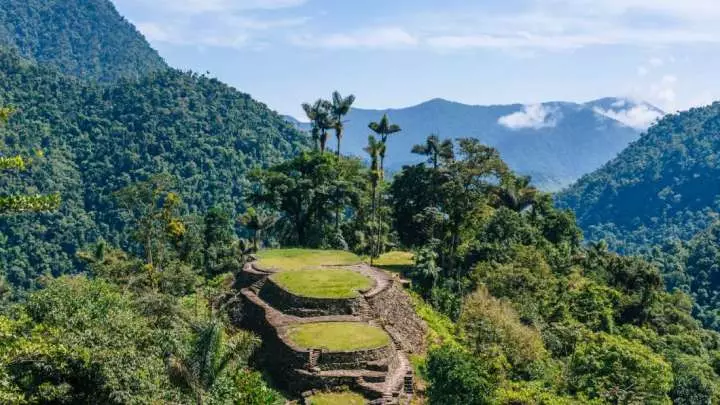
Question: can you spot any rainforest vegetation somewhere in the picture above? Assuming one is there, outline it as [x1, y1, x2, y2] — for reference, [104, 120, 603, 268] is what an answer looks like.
[4, 0, 720, 403]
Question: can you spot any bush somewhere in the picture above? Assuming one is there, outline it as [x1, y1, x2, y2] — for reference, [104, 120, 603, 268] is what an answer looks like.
[568, 333, 673, 404]
[426, 345, 496, 405]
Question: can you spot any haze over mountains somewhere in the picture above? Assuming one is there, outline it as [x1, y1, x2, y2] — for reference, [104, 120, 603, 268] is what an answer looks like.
[289, 97, 664, 191]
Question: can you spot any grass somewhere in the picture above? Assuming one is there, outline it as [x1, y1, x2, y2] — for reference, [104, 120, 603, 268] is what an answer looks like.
[271, 268, 374, 298]
[256, 249, 361, 272]
[373, 251, 414, 274]
[307, 391, 366, 405]
[287, 322, 390, 351]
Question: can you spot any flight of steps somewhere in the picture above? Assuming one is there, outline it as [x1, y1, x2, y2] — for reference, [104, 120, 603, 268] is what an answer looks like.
[250, 277, 266, 293]
[307, 349, 320, 371]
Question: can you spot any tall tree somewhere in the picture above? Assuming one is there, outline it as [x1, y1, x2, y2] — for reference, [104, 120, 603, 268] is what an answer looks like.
[412, 134, 455, 169]
[364, 135, 385, 261]
[114, 174, 186, 288]
[239, 207, 277, 250]
[368, 114, 402, 172]
[0, 107, 60, 214]
[491, 175, 540, 212]
[301, 99, 333, 153]
[330, 91, 356, 156]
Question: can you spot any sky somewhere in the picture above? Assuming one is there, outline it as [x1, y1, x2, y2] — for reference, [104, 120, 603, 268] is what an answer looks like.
[111, 0, 720, 120]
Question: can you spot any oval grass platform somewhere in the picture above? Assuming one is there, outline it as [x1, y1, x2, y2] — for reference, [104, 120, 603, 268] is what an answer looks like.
[307, 391, 365, 405]
[287, 322, 390, 351]
[270, 268, 373, 299]
[256, 249, 361, 272]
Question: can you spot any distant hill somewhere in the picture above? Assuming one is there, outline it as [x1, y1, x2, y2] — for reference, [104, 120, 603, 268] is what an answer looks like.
[0, 48, 308, 288]
[0, 0, 166, 82]
[556, 102, 720, 254]
[288, 98, 663, 191]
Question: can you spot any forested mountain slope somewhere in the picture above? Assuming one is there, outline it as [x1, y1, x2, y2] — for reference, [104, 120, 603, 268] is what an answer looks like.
[557, 102, 720, 254]
[289, 98, 662, 191]
[0, 48, 309, 288]
[0, 0, 166, 82]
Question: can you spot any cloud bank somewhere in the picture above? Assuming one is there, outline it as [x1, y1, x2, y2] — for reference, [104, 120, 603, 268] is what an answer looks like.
[498, 105, 560, 130]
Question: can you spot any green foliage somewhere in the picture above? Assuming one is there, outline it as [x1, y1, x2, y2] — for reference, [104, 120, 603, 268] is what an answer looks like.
[556, 102, 720, 256]
[568, 333, 673, 404]
[249, 152, 366, 248]
[0, 48, 308, 289]
[0, 0, 166, 82]
[426, 345, 496, 405]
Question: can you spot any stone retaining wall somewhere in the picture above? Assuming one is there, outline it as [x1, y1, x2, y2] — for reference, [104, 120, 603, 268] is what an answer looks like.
[260, 277, 365, 317]
[368, 283, 427, 353]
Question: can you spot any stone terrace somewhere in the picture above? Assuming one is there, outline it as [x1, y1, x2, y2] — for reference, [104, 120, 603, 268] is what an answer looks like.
[236, 252, 426, 404]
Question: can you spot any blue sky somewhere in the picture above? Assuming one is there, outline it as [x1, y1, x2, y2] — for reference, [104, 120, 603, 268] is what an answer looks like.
[111, 0, 720, 121]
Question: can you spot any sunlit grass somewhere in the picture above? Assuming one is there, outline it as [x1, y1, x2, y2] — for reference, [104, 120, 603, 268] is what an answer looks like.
[373, 251, 414, 274]
[307, 391, 366, 405]
[256, 249, 361, 271]
[271, 268, 373, 298]
[287, 322, 390, 351]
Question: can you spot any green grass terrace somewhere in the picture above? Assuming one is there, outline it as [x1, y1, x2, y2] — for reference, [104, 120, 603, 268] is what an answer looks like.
[270, 268, 374, 299]
[307, 391, 366, 405]
[287, 322, 391, 351]
[255, 249, 361, 272]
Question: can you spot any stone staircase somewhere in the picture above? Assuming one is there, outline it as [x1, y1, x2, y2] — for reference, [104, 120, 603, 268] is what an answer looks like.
[307, 349, 320, 371]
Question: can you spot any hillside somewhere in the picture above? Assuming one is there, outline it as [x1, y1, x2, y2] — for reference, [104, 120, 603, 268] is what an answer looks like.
[0, 48, 309, 288]
[556, 102, 720, 254]
[0, 0, 166, 82]
[290, 98, 663, 191]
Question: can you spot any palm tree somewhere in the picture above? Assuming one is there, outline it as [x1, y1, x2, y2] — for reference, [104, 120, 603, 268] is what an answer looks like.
[411, 134, 455, 169]
[364, 135, 385, 262]
[239, 208, 277, 251]
[301, 102, 321, 150]
[166, 319, 259, 405]
[301, 99, 333, 153]
[492, 176, 540, 212]
[330, 91, 356, 156]
[368, 114, 401, 172]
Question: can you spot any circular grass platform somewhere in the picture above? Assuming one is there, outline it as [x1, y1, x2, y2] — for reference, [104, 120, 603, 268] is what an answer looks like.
[287, 322, 390, 351]
[307, 391, 365, 405]
[255, 249, 361, 272]
[270, 268, 373, 299]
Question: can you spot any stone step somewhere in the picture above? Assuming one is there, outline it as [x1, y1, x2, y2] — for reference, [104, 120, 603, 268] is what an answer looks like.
[365, 359, 390, 372]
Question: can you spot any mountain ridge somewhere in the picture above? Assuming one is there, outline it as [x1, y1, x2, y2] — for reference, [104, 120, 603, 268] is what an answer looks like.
[0, 0, 167, 82]
[287, 97, 664, 191]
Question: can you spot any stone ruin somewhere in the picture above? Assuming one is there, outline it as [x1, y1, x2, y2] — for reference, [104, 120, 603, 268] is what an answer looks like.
[235, 258, 427, 404]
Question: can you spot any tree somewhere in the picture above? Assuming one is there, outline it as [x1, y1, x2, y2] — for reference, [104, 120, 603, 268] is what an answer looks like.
[368, 114, 402, 172]
[568, 333, 673, 404]
[239, 208, 277, 251]
[249, 152, 366, 247]
[364, 135, 385, 261]
[411, 134, 454, 169]
[115, 174, 186, 288]
[302, 100, 331, 151]
[329, 91, 356, 156]
[426, 345, 496, 405]
[166, 318, 260, 405]
[491, 175, 540, 212]
[0, 106, 60, 214]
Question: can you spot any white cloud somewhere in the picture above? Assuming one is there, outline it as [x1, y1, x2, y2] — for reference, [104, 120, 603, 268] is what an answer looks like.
[637, 66, 649, 77]
[498, 104, 560, 130]
[594, 105, 664, 130]
[292, 27, 419, 49]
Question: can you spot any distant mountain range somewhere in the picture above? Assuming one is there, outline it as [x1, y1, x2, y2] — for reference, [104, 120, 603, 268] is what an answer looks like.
[556, 102, 720, 254]
[287, 97, 664, 191]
